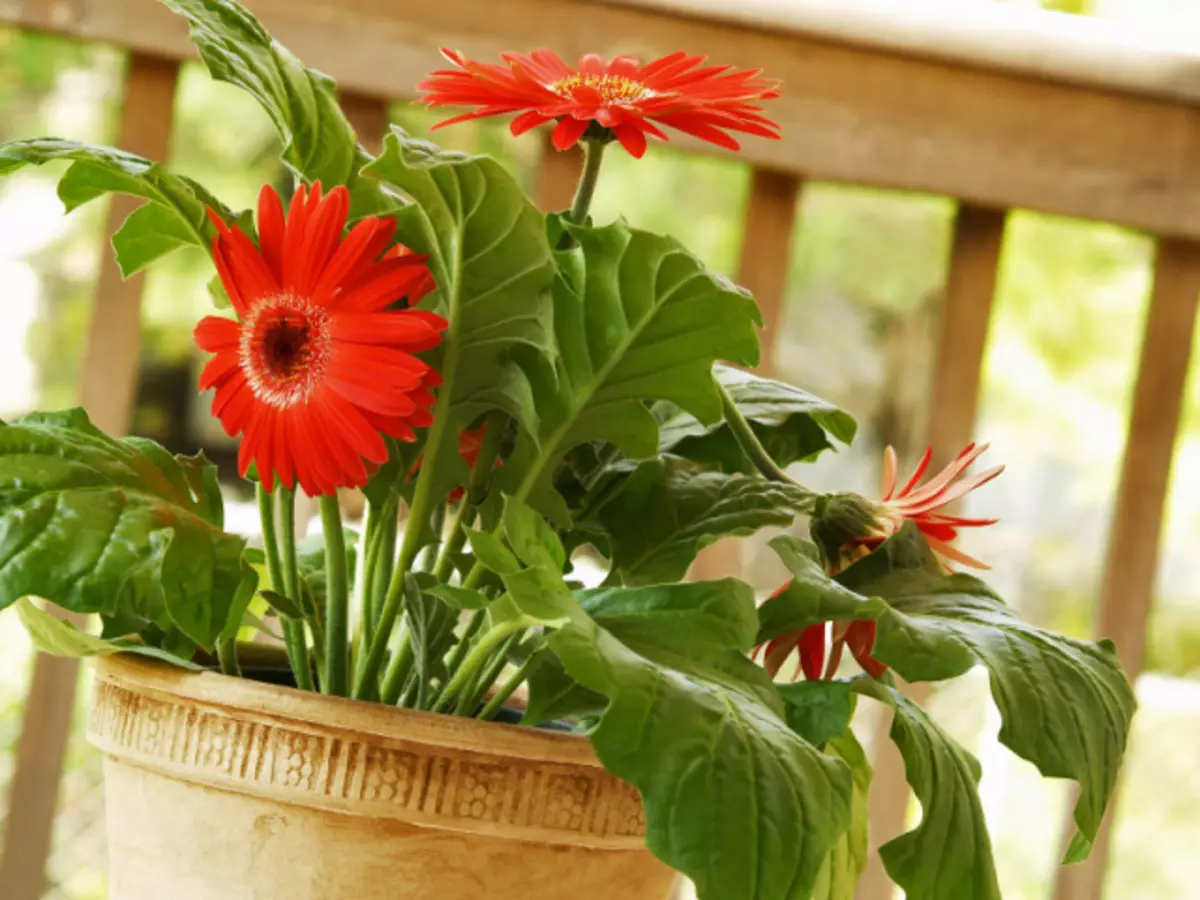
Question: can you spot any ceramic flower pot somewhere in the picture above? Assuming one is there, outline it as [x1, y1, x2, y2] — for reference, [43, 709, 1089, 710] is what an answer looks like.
[87, 655, 677, 900]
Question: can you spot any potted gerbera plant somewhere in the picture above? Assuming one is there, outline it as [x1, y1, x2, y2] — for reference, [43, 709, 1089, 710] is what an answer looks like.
[0, 1, 1135, 898]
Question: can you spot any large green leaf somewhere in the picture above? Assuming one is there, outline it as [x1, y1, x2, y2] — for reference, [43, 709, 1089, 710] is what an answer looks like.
[0, 139, 230, 275]
[838, 523, 1136, 860]
[501, 561, 853, 900]
[362, 130, 555, 541]
[757, 535, 887, 643]
[658, 364, 857, 473]
[777, 679, 856, 749]
[15, 599, 204, 669]
[586, 455, 815, 585]
[0, 409, 252, 648]
[502, 219, 762, 524]
[160, 0, 390, 211]
[812, 731, 872, 900]
[853, 679, 1001, 900]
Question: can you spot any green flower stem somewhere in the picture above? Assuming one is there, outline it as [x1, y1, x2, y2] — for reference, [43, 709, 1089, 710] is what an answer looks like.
[319, 495, 350, 696]
[216, 635, 240, 677]
[442, 609, 488, 678]
[415, 503, 446, 572]
[478, 649, 547, 721]
[368, 498, 398, 634]
[260, 484, 313, 692]
[432, 620, 525, 713]
[353, 522, 425, 699]
[354, 501, 380, 654]
[458, 632, 522, 717]
[379, 630, 414, 706]
[432, 411, 506, 582]
[716, 378, 805, 487]
[568, 139, 606, 226]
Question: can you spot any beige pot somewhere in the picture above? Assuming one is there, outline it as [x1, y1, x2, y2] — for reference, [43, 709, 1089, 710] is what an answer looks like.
[88, 655, 677, 900]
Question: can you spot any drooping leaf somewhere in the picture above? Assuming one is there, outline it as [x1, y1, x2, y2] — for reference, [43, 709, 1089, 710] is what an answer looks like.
[811, 730, 872, 900]
[363, 130, 555, 545]
[501, 566, 853, 900]
[758, 535, 887, 643]
[587, 455, 814, 585]
[838, 523, 1136, 861]
[0, 139, 230, 275]
[659, 364, 857, 473]
[0, 410, 249, 648]
[259, 589, 304, 620]
[16, 598, 204, 669]
[853, 679, 1001, 900]
[160, 0, 392, 212]
[501, 219, 762, 524]
[465, 527, 521, 576]
[777, 679, 856, 749]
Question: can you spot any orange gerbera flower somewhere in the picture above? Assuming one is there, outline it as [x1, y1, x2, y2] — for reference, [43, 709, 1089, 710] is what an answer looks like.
[758, 443, 1003, 682]
[194, 183, 447, 496]
[417, 48, 781, 158]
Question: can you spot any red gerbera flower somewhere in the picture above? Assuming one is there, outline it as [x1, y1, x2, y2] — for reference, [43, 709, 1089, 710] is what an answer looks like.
[417, 48, 781, 158]
[194, 183, 447, 496]
[756, 443, 1004, 681]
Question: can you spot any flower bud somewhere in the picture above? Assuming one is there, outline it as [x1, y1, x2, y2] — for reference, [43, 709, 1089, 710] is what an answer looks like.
[809, 492, 883, 572]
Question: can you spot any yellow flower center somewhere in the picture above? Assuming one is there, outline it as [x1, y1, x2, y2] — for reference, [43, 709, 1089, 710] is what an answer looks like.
[240, 295, 332, 408]
[548, 73, 654, 104]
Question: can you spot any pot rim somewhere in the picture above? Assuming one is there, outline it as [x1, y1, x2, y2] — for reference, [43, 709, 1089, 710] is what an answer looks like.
[92, 654, 601, 767]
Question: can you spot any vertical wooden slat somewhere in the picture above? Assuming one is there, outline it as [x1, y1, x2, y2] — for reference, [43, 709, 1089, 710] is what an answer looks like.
[1052, 237, 1200, 900]
[535, 138, 581, 213]
[0, 53, 180, 900]
[688, 167, 803, 585]
[340, 91, 389, 154]
[857, 204, 1007, 900]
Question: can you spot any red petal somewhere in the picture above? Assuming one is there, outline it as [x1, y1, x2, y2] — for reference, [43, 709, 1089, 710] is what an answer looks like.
[194, 316, 241, 351]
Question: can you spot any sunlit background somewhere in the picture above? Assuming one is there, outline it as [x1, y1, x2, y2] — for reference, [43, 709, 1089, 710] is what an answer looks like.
[2, 0, 1199, 897]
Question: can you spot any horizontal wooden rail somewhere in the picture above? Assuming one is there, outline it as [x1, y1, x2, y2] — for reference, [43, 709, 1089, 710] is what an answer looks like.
[7, 0, 1200, 238]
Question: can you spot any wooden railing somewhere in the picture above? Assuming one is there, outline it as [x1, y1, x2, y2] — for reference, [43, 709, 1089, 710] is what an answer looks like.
[2, 1, 1199, 898]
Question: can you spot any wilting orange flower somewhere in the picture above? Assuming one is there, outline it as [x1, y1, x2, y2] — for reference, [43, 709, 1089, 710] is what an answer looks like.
[417, 48, 780, 158]
[194, 183, 447, 496]
[757, 443, 1003, 681]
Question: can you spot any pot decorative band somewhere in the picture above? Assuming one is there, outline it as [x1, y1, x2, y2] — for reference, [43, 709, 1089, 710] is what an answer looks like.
[88, 656, 647, 849]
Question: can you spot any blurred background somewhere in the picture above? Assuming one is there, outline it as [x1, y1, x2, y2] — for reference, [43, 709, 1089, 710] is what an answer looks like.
[2, 0, 1199, 897]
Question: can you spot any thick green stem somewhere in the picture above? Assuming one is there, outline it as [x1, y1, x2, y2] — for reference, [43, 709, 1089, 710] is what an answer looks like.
[368, 498, 398, 634]
[443, 609, 487, 677]
[216, 635, 240, 678]
[567, 139, 606, 226]
[716, 379, 805, 487]
[415, 503, 446, 572]
[479, 649, 546, 721]
[433, 621, 524, 713]
[379, 631, 414, 706]
[259, 485, 312, 691]
[319, 495, 350, 696]
[458, 633, 521, 716]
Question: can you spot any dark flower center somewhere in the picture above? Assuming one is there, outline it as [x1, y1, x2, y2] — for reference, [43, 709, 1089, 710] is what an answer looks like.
[240, 295, 331, 408]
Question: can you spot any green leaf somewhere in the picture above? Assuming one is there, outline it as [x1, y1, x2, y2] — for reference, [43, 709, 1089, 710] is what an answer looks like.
[777, 680, 856, 748]
[0, 139, 229, 275]
[501, 566, 852, 900]
[838, 522, 1137, 861]
[502, 495, 566, 571]
[588, 455, 814, 585]
[812, 730, 872, 900]
[15, 599, 203, 669]
[160, 0, 390, 211]
[659, 364, 857, 473]
[501, 219, 762, 524]
[523, 651, 606, 725]
[363, 130, 555, 542]
[758, 535, 887, 643]
[401, 572, 458, 695]
[0, 410, 248, 648]
[260, 589, 304, 619]
[424, 584, 491, 611]
[854, 679, 1000, 900]
[465, 528, 521, 576]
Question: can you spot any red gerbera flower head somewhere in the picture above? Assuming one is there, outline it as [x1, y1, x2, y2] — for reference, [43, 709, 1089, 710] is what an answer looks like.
[755, 443, 1004, 682]
[417, 47, 781, 158]
[194, 182, 448, 496]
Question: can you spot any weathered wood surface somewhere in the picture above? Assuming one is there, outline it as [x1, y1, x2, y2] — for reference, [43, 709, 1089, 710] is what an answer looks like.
[7, 0, 1200, 237]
